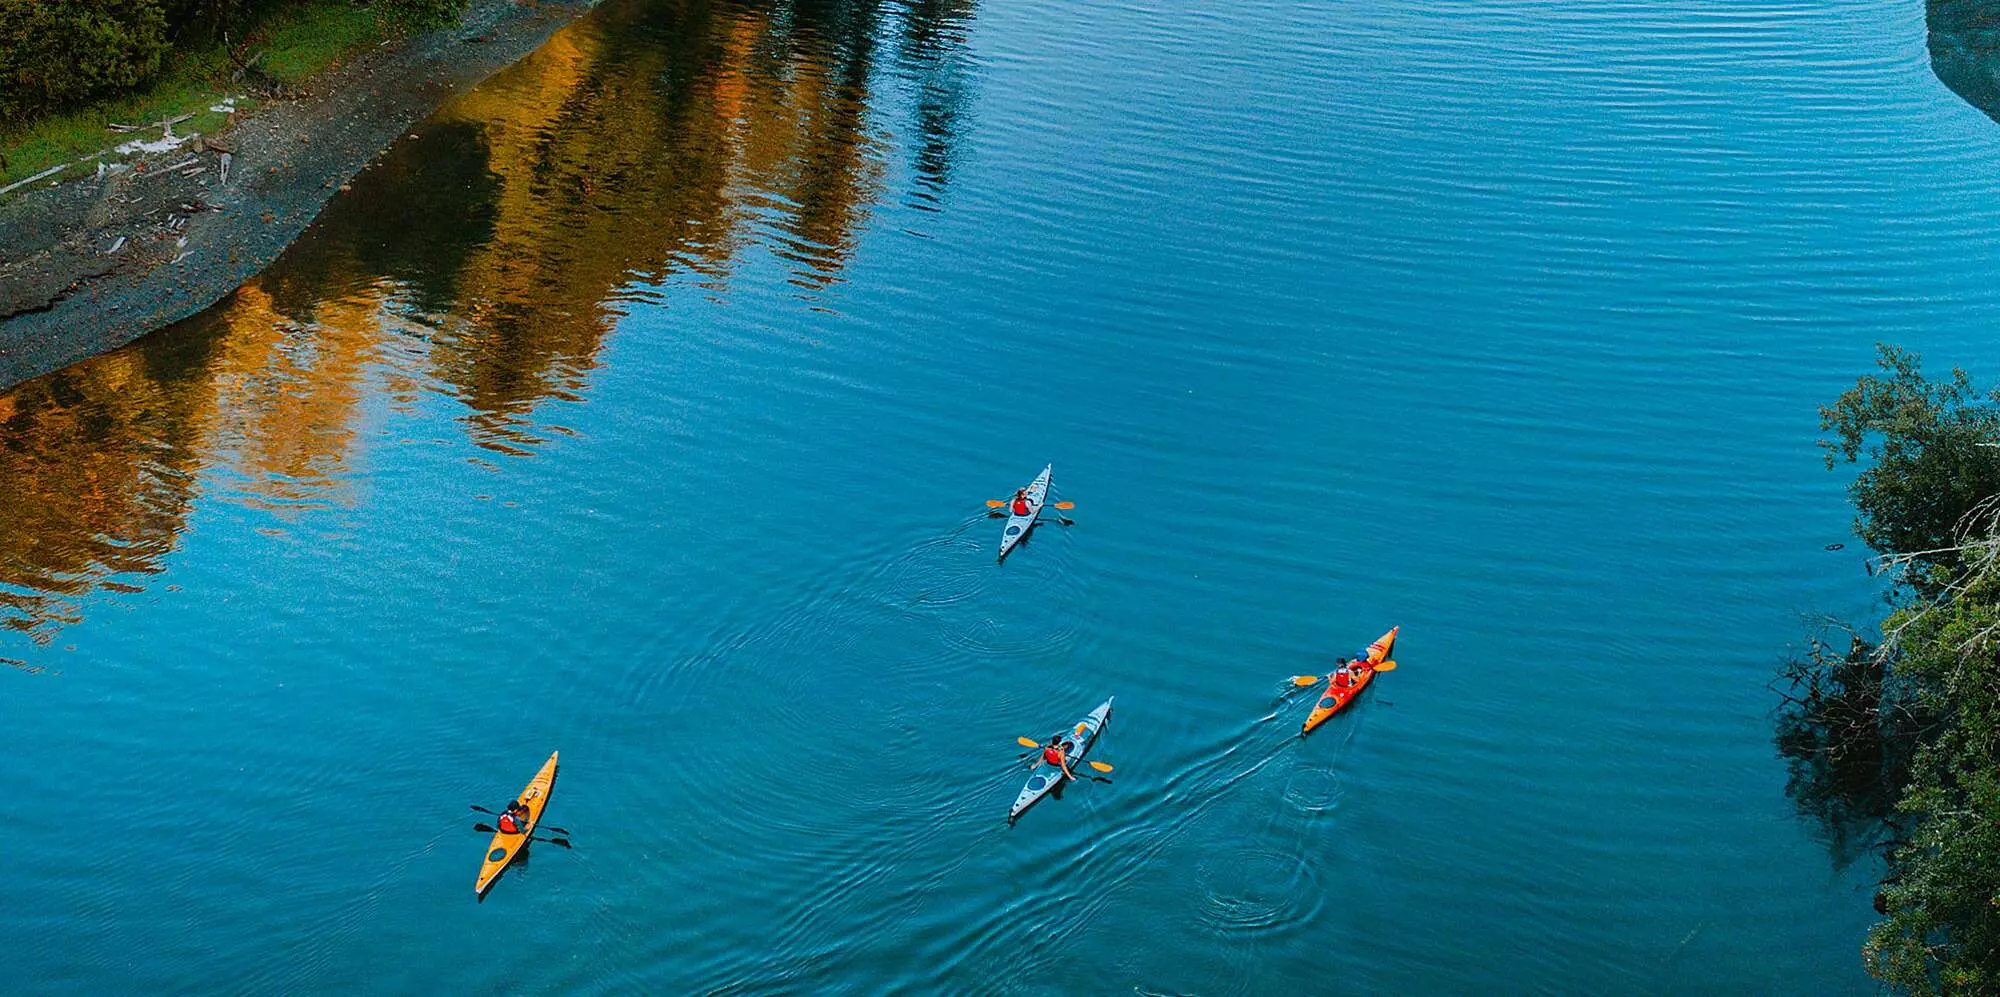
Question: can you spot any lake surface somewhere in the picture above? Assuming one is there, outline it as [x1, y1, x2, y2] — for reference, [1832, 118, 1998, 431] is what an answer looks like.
[8, 0, 2000, 990]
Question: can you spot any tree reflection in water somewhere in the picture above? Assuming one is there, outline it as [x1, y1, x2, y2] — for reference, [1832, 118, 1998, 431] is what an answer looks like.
[0, 0, 981, 649]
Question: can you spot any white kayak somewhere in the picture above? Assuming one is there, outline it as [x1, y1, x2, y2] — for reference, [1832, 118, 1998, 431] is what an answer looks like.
[999, 464, 1053, 560]
[1010, 698, 1113, 820]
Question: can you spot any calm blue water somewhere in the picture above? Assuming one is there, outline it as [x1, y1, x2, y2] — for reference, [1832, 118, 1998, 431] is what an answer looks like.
[7, 0, 2000, 989]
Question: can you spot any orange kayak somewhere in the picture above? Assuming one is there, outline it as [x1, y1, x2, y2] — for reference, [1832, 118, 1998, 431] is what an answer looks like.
[1302, 627, 1397, 735]
[475, 750, 558, 896]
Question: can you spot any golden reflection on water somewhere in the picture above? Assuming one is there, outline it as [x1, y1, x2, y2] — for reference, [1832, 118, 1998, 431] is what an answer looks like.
[0, 0, 976, 647]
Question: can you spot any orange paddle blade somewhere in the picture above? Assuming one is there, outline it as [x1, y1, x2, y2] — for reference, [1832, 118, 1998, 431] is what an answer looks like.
[1053, 502, 1076, 510]
[1088, 761, 1113, 773]
[1017, 736, 1041, 748]
[1373, 660, 1397, 672]
[987, 500, 1007, 508]
[1291, 675, 1322, 686]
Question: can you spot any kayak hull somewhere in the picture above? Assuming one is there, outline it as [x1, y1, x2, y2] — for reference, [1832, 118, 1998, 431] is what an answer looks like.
[1011, 698, 1112, 820]
[475, 750, 559, 896]
[999, 464, 1053, 560]
[1302, 627, 1397, 735]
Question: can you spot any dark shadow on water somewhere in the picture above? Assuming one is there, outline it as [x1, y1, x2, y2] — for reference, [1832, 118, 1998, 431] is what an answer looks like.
[893, 0, 979, 207]
[1771, 623, 1929, 870]
[1929, 0, 2000, 122]
[262, 120, 502, 318]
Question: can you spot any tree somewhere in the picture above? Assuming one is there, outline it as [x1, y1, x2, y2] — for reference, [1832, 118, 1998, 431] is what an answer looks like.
[0, 0, 170, 119]
[1820, 344, 2000, 598]
[1809, 345, 2000, 993]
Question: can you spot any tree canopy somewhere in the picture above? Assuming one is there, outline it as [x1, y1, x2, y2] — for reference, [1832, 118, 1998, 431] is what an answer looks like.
[1802, 344, 2000, 993]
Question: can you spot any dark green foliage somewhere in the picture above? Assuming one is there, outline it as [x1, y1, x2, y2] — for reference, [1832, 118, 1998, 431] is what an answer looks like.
[1862, 592, 2000, 994]
[157, 0, 289, 45]
[0, 0, 465, 126]
[0, 0, 171, 119]
[1820, 345, 2000, 598]
[371, 0, 462, 31]
[1804, 344, 2000, 993]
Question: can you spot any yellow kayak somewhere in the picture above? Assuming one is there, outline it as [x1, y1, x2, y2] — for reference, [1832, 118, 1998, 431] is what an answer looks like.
[475, 750, 558, 896]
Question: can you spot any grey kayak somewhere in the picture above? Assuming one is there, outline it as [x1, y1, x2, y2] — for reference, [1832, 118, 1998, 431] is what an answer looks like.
[1010, 698, 1113, 820]
[999, 464, 1052, 560]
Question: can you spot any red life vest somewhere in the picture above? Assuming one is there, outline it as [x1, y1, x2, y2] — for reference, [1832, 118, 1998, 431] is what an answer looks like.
[499, 813, 522, 834]
[1013, 498, 1032, 516]
[1042, 745, 1065, 766]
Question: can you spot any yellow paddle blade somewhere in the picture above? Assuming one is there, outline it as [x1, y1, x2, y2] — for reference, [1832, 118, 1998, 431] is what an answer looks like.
[987, 500, 1007, 508]
[1291, 675, 1322, 686]
[1017, 736, 1042, 748]
[1373, 660, 1397, 672]
[1088, 760, 1113, 773]
[1053, 502, 1076, 510]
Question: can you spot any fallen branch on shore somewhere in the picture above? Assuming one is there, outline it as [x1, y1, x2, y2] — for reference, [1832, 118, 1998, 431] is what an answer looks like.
[136, 155, 201, 180]
[231, 51, 268, 84]
[0, 164, 66, 198]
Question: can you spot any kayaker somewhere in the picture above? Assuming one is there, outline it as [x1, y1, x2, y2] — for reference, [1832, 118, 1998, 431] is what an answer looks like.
[1331, 657, 1353, 689]
[497, 800, 528, 835]
[1041, 738, 1077, 782]
[1010, 488, 1032, 517]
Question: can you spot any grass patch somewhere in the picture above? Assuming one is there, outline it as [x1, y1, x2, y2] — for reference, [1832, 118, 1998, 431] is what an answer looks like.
[0, 2, 406, 191]
[254, 3, 399, 84]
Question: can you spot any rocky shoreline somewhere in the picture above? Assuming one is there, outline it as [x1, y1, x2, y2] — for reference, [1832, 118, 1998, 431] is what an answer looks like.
[0, 0, 598, 393]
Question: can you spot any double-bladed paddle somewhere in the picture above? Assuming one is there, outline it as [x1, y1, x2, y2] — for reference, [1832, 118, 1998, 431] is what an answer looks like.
[985, 499, 1076, 525]
[471, 804, 570, 836]
[478, 820, 576, 844]
[1014, 735, 1113, 773]
[1289, 659, 1398, 686]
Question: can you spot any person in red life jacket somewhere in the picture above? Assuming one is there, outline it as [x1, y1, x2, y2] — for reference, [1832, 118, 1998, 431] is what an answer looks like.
[1010, 488, 1033, 517]
[1331, 657, 1353, 689]
[1348, 657, 1371, 683]
[497, 799, 529, 835]
[1041, 738, 1077, 782]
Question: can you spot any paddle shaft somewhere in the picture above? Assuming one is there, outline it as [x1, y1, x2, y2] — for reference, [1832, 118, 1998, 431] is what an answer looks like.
[474, 823, 573, 847]
[1018, 738, 1112, 774]
[1291, 658, 1398, 686]
[471, 805, 570, 836]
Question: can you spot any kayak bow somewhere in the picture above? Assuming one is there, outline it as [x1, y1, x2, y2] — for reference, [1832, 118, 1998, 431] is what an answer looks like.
[475, 750, 559, 896]
[1301, 627, 1397, 735]
[999, 464, 1053, 561]
[1011, 698, 1112, 820]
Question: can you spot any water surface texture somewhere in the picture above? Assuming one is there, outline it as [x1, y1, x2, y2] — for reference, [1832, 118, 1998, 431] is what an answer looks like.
[8, 0, 2000, 990]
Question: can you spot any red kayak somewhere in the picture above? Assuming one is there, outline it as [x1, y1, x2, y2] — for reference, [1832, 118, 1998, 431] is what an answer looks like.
[1302, 626, 1397, 735]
